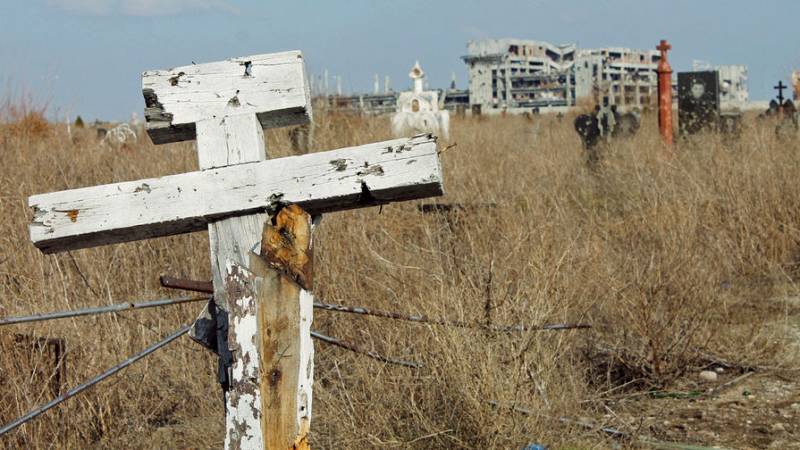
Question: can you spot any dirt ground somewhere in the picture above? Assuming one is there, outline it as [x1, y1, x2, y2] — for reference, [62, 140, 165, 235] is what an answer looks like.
[601, 296, 800, 450]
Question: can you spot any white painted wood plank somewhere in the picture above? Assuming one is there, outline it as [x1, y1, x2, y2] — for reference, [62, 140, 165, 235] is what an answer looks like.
[29, 134, 443, 253]
[195, 113, 270, 311]
[295, 288, 314, 441]
[142, 51, 312, 144]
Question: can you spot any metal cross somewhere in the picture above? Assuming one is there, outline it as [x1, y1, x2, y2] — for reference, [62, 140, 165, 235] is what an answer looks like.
[656, 40, 671, 57]
[775, 80, 787, 105]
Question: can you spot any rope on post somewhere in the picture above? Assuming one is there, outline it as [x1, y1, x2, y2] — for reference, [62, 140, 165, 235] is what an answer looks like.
[0, 296, 210, 326]
[0, 324, 191, 436]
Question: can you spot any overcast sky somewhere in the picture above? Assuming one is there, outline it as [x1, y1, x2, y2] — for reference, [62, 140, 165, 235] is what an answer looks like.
[2, 0, 798, 121]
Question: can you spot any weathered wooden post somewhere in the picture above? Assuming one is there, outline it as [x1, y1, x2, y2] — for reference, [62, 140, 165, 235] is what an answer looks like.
[142, 52, 314, 448]
[27, 51, 444, 449]
[656, 39, 674, 145]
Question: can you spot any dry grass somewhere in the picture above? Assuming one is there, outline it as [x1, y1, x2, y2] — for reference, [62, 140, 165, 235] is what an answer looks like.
[1, 102, 799, 449]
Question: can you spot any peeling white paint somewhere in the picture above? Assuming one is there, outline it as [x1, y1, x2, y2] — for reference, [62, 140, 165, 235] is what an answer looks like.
[225, 392, 264, 450]
[296, 289, 314, 428]
[231, 313, 258, 380]
[224, 260, 265, 450]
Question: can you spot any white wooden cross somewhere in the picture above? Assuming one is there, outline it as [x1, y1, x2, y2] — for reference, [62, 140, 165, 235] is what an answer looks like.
[27, 51, 444, 449]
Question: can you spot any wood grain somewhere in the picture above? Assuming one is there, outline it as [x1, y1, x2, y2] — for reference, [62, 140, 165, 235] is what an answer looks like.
[257, 205, 314, 449]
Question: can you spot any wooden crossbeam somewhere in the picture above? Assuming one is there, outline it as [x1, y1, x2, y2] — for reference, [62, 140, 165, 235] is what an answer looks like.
[29, 135, 443, 253]
[142, 51, 312, 145]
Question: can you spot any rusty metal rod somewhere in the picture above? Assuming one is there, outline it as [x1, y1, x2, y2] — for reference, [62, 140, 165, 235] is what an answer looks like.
[0, 296, 210, 326]
[160, 276, 213, 293]
[311, 331, 422, 369]
[160, 276, 591, 332]
[0, 325, 190, 436]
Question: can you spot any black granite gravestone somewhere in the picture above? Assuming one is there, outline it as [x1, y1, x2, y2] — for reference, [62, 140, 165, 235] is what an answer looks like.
[678, 71, 721, 135]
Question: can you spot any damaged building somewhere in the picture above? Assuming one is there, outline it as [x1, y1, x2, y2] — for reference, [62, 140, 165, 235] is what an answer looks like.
[573, 47, 660, 109]
[463, 38, 661, 113]
[463, 39, 576, 112]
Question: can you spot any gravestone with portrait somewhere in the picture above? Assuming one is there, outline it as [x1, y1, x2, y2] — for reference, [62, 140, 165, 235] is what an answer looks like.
[678, 70, 721, 135]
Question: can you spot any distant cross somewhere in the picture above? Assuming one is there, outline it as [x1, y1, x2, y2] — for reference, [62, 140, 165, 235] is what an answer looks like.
[775, 80, 787, 105]
[656, 39, 671, 58]
[28, 52, 444, 450]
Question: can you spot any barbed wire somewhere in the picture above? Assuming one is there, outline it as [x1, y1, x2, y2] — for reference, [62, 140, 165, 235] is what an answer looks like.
[311, 331, 422, 369]
[0, 276, 591, 438]
[159, 276, 592, 332]
[0, 296, 210, 326]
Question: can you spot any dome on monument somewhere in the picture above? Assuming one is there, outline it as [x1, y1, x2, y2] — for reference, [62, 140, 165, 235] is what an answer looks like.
[409, 61, 425, 80]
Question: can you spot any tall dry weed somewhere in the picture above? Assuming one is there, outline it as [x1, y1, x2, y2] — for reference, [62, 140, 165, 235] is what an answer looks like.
[0, 105, 798, 448]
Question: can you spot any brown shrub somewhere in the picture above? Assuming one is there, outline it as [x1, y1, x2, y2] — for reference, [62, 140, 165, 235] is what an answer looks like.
[0, 93, 51, 140]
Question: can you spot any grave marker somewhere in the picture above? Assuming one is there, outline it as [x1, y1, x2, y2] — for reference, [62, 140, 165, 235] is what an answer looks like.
[656, 39, 674, 145]
[28, 51, 444, 449]
[774, 80, 787, 106]
[678, 70, 721, 135]
[391, 61, 450, 140]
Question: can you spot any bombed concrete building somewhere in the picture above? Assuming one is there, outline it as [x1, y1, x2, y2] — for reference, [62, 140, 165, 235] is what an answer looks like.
[463, 39, 576, 111]
[573, 47, 660, 109]
[793, 70, 800, 101]
[463, 38, 661, 113]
